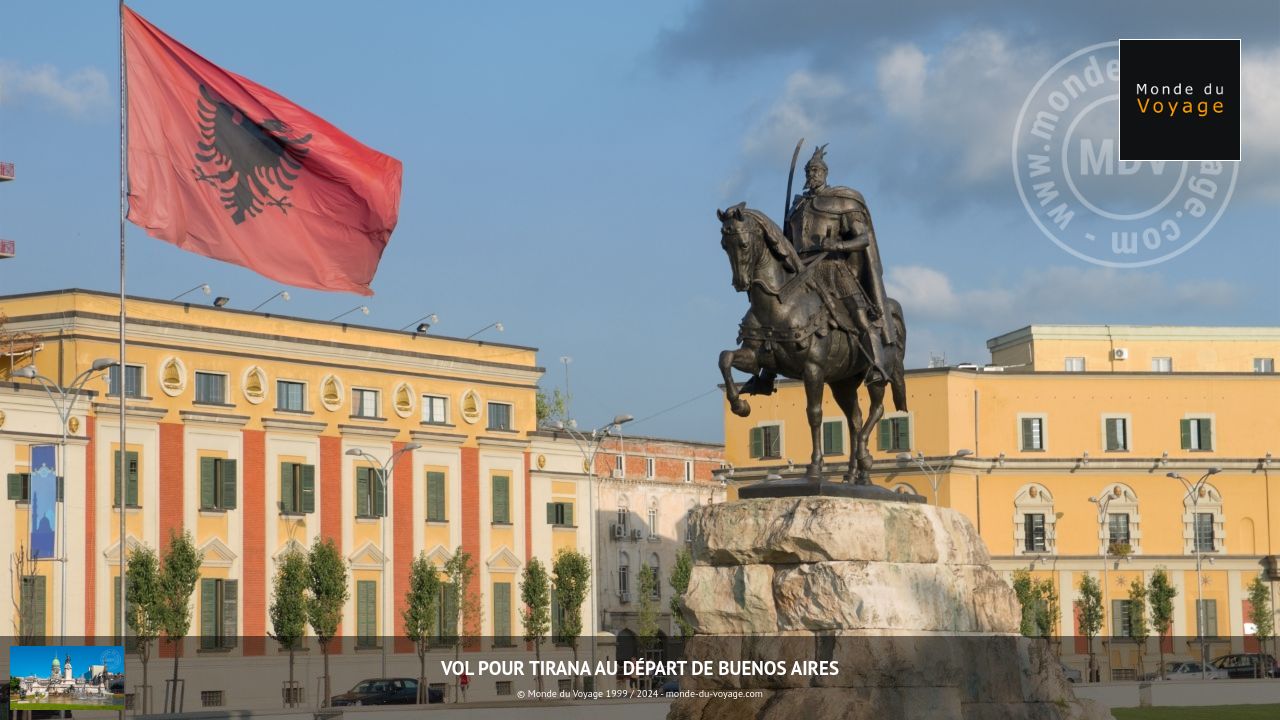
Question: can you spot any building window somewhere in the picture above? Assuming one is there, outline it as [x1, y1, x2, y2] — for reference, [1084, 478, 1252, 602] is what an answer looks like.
[422, 395, 449, 424]
[1023, 514, 1046, 552]
[1020, 417, 1045, 451]
[821, 420, 844, 455]
[647, 507, 657, 538]
[199, 457, 238, 511]
[20, 575, 45, 641]
[276, 380, 305, 411]
[1108, 513, 1131, 547]
[200, 578, 238, 649]
[200, 691, 225, 707]
[616, 507, 628, 535]
[1194, 513, 1215, 552]
[1151, 357, 1172, 373]
[749, 425, 782, 459]
[194, 372, 226, 404]
[493, 582, 512, 647]
[352, 388, 379, 418]
[1254, 358, 1274, 373]
[550, 584, 570, 644]
[1180, 417, 1213, 451]
[107, 364, 144, 398]
[279, 462, 316, 514]
[113, 450, 140, 508]
[618, 564, 630, 600]
[356, 580, 378, 648]
[1064, 357, 1085, 372]
[426, 471, 446, 522]
[435, 583, 458, 645]
[7, 472, 31, 502]
[684, 460, 693, 482]
[487, 402, 512, 431]
[615, 454, 624, 474]
[1196, 599, 1218, 638]
[645, 457, 655, 478]
[496, 681, 513, 696]
[492, 474, 510, 524]
[1111, 599, 1132, 637]
[648, 559, 661, 600]
[877, 416, 911, 452]
[355, 466, 385, 519]
[1104, 417, 1129, 451]
[547, 501, 573, 526]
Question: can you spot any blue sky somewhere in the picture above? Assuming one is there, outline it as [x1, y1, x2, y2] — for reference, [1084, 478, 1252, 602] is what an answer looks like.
[0, 1, 1276, 442]
[10, 645, 124, 678]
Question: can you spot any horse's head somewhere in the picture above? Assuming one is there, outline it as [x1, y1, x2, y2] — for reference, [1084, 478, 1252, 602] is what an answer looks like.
[717, 202, 759, 292]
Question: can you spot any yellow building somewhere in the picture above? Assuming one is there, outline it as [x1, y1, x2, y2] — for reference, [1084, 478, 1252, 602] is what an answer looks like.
[0, 288, 599, 703]
[724, 325, 1280, 679]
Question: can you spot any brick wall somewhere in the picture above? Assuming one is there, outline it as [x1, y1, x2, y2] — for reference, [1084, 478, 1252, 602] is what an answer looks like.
[460, 446, 480, 650]
[319, 434, 343, 649]
[158, 423, 184, 550]
[242, 429, 266, 655]
[392, 441, 414, 653]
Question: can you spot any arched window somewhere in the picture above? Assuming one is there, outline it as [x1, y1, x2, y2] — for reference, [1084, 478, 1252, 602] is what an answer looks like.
[1183, 482, 1224, 554]
[618, 550, 631, 601]
[616, 494, 630, 537]
[648, 552, 662, 600]
[1013, 483, 1056, 555]
[647, 497, 659, 540]
[1096, 483, 1141, 555]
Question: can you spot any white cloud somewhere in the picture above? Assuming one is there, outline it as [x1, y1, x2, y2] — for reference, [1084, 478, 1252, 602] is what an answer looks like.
[1240, 48, 1280, 200]
[0, 62, 109, 116]
[877, 45, 927, 117]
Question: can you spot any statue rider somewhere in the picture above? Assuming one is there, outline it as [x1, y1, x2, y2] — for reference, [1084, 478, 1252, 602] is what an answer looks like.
[743, 145, 896, 394]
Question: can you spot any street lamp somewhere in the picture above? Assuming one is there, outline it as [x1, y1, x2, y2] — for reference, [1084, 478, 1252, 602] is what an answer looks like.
[330, 305, 370, 323]
[894, 449, 973, 505]
[540, 412, 633, 687]
[1087, 494, 1115, 683]
[345, 442, 422, 677]
[250, 290, 290, 312]
[1167, 467, 1222, 677]
[170, 284, 210, 302]
[399, 314, 439, 333]
[465, 322, 503, 340]
[14, 358, 117, 644]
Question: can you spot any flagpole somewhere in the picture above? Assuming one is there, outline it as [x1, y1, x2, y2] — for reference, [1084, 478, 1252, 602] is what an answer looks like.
[118, 0, 130, 668]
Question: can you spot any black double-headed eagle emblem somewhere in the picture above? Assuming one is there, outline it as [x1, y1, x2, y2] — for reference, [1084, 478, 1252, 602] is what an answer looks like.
[192, 84, 312, 224]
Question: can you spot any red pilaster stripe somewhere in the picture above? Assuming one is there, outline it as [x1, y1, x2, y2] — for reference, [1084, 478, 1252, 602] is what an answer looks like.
[85, 416, 97, 638]
[523, 450, 532, 564]
[460, 445, 480, 651]
[158, 423, 185, 551]
[319, 434, 344, 650]
[393, 441, 414, 654]
[242, 429, 266, 656]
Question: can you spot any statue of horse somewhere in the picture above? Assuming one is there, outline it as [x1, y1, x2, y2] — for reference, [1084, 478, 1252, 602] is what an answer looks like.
[716, 202, 907, 484]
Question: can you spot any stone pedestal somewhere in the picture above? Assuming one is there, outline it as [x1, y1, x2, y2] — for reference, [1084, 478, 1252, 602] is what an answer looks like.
[668, 497, 1112, 720]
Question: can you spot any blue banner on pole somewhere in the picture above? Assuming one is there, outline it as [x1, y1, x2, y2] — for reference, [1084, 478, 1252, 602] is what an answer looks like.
[30, 444, 57, 559]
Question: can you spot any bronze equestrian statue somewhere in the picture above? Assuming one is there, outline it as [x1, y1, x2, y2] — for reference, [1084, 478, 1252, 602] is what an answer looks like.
[717, 144, 911, 497]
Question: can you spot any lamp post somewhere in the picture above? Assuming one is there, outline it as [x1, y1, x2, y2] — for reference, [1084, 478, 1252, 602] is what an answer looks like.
[14, 358, 117, 644]
[540, 413, 633, 686]
[345, 442, 422, 677]
[1088, 493, 1116, 683]
[250, 290, 290, 312]
[170, 283, 210, 302]
[465, 322, 504, 340]
[894, 449, 973, 504]
[1167, 467, 1222, 678]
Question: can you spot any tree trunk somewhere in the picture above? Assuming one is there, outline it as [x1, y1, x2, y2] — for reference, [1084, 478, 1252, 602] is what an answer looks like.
[288, 648, 296, 706]
[535, 638, 543, 692]
[571, 639, 579, 691]
[418, 649, 427, 704]
[140, 647, 150, 714]
[169, 639, 181, 713]
[1157, 638, 1165, 680]
[321, 639, 331, 707]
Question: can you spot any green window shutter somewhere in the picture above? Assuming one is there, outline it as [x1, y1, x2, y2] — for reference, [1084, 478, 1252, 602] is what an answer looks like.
[113, 450, 122, 506]
[222, 459, 238, 510]
[823, 421, 843, 455]
[200, 458, 217, 509]
[356, 468, 371, 517]
[546, 502, 555, 525]
[493, 475, 509, 523]
[749, 427, 763, 459]
[301, 465, 316, 513]
[444, 583, 459, 639]
[280, 463, 294, 513]
[8, 473, 22, 500]
[357, 580, 376, 644]
[22, 575, 46, 640]
[877, 420, 890, 451]
[126, 451, 139, 506]
[427, 472, 445, 521]
[766, 427, 780, 457]
[494, 582, 511, 643]
[371, 469, 386, 518]
[550, 586, 561, 642]
[565, 502, 574, 527]
[1021, 419, 1034, 450]
[1106, 419, 1119, 451]
[56, 475, 63, 502]
[1198, 419, 1212, 451]
[201, 579, 218, 650]
[894, 418, 910, 451]
[113, 575, 121, 642]
[1180, 419, 1192, 450]
[221, 580, 238, 648]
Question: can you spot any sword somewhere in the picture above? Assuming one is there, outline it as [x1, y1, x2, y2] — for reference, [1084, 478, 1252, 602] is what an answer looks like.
[784, 137, 805, 225]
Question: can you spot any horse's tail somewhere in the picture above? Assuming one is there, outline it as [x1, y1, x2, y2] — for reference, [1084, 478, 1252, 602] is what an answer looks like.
[888, 298, 908, 412]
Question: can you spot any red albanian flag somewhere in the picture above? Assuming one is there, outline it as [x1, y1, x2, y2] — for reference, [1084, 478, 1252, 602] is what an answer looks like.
[124, 6, 402, 296]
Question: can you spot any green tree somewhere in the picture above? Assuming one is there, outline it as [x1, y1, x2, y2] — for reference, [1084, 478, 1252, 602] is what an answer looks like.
[668, 548, 695, 637]
[1247, 575, 1275, 677]
[637, 564, 661, 687]
[306, 538, 349, 707]
[125, 543, 164, 713]
[1012, 569, 1054, 638]
[403, 552, 441, 702]
[159, 530, 203, 713]
[520, 557, 551, 692]
[443, 547, 481, 701]
[269, 548, 309, 705]
[1078, 574, 1104, 682]
[535, 387, 569, 423]
[1147, 567, 1177, 679]
[1126, 577, 1149, 679]
[552, 549, 591, 690]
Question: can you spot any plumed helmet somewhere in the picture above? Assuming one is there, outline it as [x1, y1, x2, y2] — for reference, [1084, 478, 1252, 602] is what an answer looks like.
[804, 144, 829, 173]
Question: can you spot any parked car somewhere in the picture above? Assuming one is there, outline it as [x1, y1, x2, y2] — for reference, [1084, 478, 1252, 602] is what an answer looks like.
[1143, 661, 1229, 681]
[660, 677, 681, 695]
[1211, 653, 1280, 679]
[329, 678, 442, 706]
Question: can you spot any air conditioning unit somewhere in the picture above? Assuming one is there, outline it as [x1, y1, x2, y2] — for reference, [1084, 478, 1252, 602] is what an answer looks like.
[619, 590, 631, 603]
[612, 524, 625, 540]
[612, 469, 626, 479]
[631, 529, 643, 541]
[1112, 348, 1129, 360]
[1264, 555, 1280, 581]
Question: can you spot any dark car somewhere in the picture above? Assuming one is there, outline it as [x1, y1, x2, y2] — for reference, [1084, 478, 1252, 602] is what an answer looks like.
[329, 678, 442, 706]
[1211, 653, 1279, 679]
